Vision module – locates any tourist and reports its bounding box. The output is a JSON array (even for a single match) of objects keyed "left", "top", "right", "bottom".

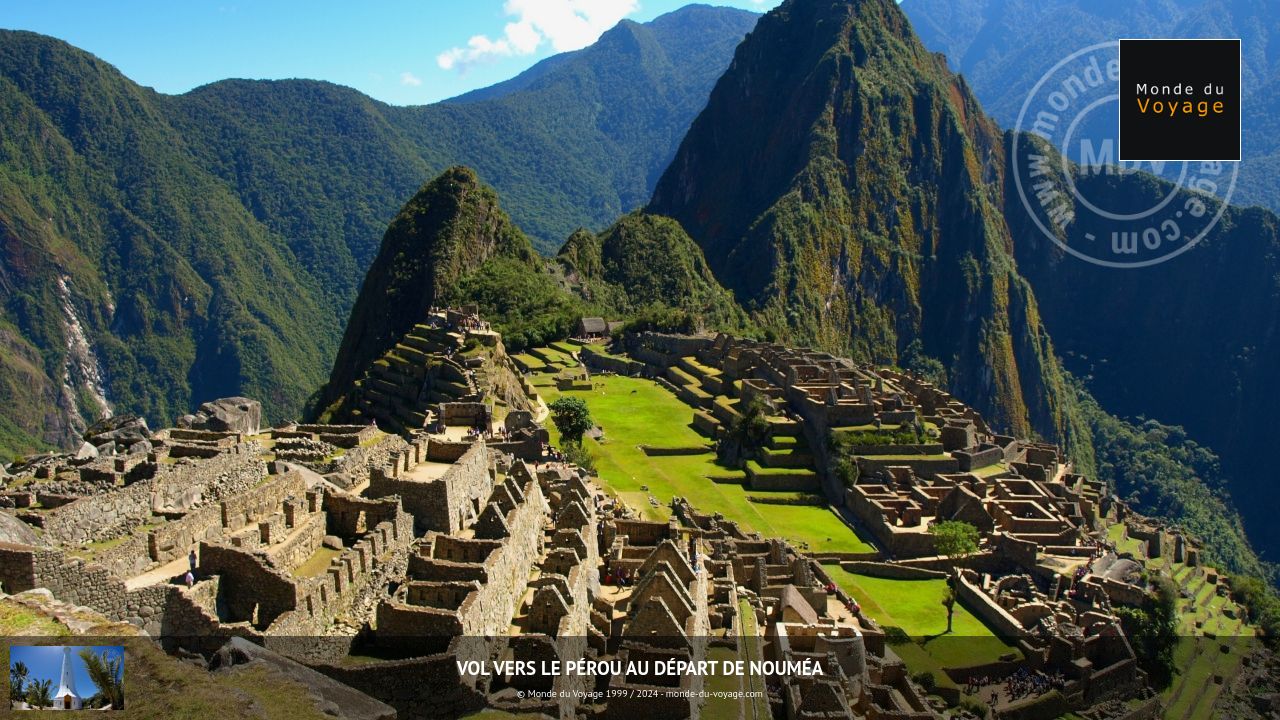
[
  {"left": 184, "top": 570, "right": 194, "bottom": 588},
  {"left": 188, "top": 549, "right": 197, "bottom": 573}
]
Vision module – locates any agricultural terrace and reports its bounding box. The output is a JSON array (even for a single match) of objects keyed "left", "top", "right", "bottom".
[{"left": 534, "top": 370, "right": 873, "bottom": 555}]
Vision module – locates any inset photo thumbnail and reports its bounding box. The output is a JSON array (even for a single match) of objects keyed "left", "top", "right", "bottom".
[{"left": 9, "top": 645, "right": 124, "bottom": 711}]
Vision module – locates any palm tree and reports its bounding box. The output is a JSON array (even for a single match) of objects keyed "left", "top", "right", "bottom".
[
  {"left": 78, "top": 648, "right": 124, "bottom": 709},
  {"left": 9, "top": 660, "right": 28, "bottom": 707},
  {"left": 25, "top": 677, "right": 52, "bottom": 710}
]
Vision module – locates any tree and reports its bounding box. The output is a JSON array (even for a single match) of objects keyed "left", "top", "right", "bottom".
[
  {"left": 1116, "top": 576, "right": 1179, "bottom": 688},
  {"left": 941, "top": 584, "right": 959, "bottom": 634},
  {"left": 25, "top": 678, "right": 52, "bottom": 710},
  {"left": 930, "top": 520, "right": 980, "bottom": 633},
  {"left": 79, "top": 648, "right": 124, "bottom": 710},
  {"left": 932, "top": 520, "right": 980, "bottom": 567},
  {"left": 549, "top": 397, "right": 594, "bottom": 446},
  {"left": 721, "top": 394, "right": 771, "bottom": 466},
  {"left": 561, "top": 440, "right": 596, "bottom": 473},
  {"left": 9, "top": 660, "right": 27, "bottom": 707}
]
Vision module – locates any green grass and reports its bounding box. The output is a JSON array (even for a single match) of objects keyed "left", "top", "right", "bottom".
[
  {"left": 124, "top": 638, "right": 337, "bottom": 719},
  {"left": 68, "top": 534, "right": 131, "bottom": 561},
  {"left": 1107, "top": 522, "right": 1146, "bottom": 557},
  {"left": 822, "top": 565, "right": 1019, "bottom": 670},
  {"left": 703, "top": 646, "right": 743, "bottom": 720},
  {"left": 1157, "top": 551, "right": 1254, "bottom": 719},
  {"left": 292, "top": 546, "right": 342, "bottom": 578},
  {"left": 540, "top": 375, "right": 873, "bottom": 554},
  {"left": 459, "top": 711, "right": 548, "bottom": 720},
  {"left": 529, "top": 346, "right": 573, "bottom": 366},
  {"left": 0, "top": 601, "right": 70, "bottom": 636},
  {"left": 969, "top": 462, "right": 1008, "bottom": 478},
  {"left": 512, "top": 353, "right": 547, "bottom": 372},
  {"left": 745, "top": 460, "right": 814, "bottom": 477},
  {"left": 738, "top": 599, "right": 771, "bottom": 720}
]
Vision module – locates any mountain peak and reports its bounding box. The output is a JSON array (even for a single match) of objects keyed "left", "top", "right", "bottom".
[
  {"left": 649, "top": 0, "right": 1083, "bottom": 451},
  {"left": 315, "top": 166, "right": 537, "bottom": 415}
]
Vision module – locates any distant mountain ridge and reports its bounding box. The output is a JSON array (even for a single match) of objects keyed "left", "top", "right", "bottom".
[
  {"left": 898, "top": 0, "right": 1280, "bottom": 561},
  {"left": 899, "top": 0, "right": 1280, "bottom": 211},
  {"left": 0, "top": 5, "right": 757, "bottom": 457}
]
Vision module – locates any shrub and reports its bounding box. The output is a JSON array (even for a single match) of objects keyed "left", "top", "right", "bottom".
[{"left": 882, "top": 625, "right": 910, "bottom": 645}]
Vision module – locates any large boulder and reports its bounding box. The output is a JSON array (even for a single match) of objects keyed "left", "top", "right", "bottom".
[
  {"left": 82, "top": 414, "right": 151, "bottom": 454},
  {"left": 178, "top": 397, "right": 262, "bottom": 435},
  {"left": 0, "top": 513, "right": 48, "bottom": 547},
  {"left": 210, "top": 637, "right": 395, "bottom": 720}
]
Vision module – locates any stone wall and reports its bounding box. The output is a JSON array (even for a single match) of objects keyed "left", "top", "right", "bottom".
[
  {"left": 152, "top": 443, "right": 266, "bottom": 509},
  {"left": 369, "top": 442, "right": 493, "bottom": 533},
  {"left": 92, "top": 531, "right": 154, "bottom": 578},
  {"left": 40, "top": 478, "right": 154, "bottom": 546},
  {"left": 331, "top": 433, "right": 409, "bottom": 487},
  {"left": 0, "top": 543, "right": 235, "bottom": 648},
  {"left": 581, "top": 348, "right": 644, "bottom": 376},
  {"left": 265, "top": 512, "right": 326, "bottom": 571},
  {"left": 315, "top": 650, "right": 488, "bottom": 720},
  {"left": 838, "top": 561, "right": 946, "bottom": 580},
  {"left": 955, "top": 445, "right": 1005, "bottom": 471},
  {"left": 843, "top": 487, "right": 937, "bottom": 558},
  {"left": 148, "top": 502, "right": 224, "bottom": 566},
  {"left": 425, "top": 439, "right": 473, "bottom": 463},
  {"left": 199, "top": 541, "right": 298, "bottom": 627},
  {"left": 278, "top": 506, "right": 414, "bottom": 636},
  {"left": 38, "top": 443, "right": 268, "bottom": 548},
  {"left": 379, "top": 479, "right": 547, "bottom": 638},
  {"left": 143, "top": 469, "right": 315, "bottom": 572},
  {"left": 955, "top": 572, "right": 1024, "bottom": 639},
  {"left": 324, "top": 493, "right": 405, "bottom": 538}
]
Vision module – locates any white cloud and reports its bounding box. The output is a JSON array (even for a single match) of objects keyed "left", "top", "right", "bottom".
[
  {"left": 437, "top": 0, "right": 638, "bottom": 72},
  {"left": 400, "top": 71, "right": 422, "bottom": 86}
]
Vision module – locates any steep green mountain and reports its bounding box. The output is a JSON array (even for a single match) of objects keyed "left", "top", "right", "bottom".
[
  {"left": 1002, "top": 138, "right": 1280, "bottom": 560},
  {"left": 316, "top": 170, "right": 752, "bottom": 419},
  {"left": 899, "top": 0, "right": 1280, "bottom": 211},
  {"left": 0, "top": 5, "right": 756, "bottom": 455},
  {"left": 556, "top": 212, "right": 754, "bottom": 333},
  {"left": 649, "top": 0, "right": 1089, "bottom": 459},
  {"left": 0, "top": 32, "right": 338, "bottom": 456},
  {"left": 315, "top": 167, "right": 543, "bottom": 416},
  {"left": 640, "top": 0, "right": 1271, "bottom": 572}
]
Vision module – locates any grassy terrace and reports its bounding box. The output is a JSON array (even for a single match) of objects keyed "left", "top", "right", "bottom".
[
  {"left": 703, "top": 646, "right": 743, "bottom": 720},
  {"left": 1100, "top": 519, "right": 1253, "bottom": 720},
  {"left": 737, "top": 599, "right": 771, "bottom": 720},
  {"left": 969, "top": 462, "right": 1009, "bottom": 478},
  {"left": 292, "top": 546, "right": 342, "bottom": 578},
  {"left": 823, "top": 564, "right": 1019, "bottom": 691},
  {"left": 538, "top": 374, "right": 873, "bottom": 554}
]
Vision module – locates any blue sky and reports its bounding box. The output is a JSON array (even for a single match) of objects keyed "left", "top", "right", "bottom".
[
  {"left": 10, "top": 645, "right": 124, "bottom": 701},
  {"left": 2, "top": 1, "right": 782, "bottom": 105}
]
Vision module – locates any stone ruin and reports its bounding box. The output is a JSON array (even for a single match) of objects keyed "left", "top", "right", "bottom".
[{"left": 0, "top": 312, "right": 1214, "bottom": 719}]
